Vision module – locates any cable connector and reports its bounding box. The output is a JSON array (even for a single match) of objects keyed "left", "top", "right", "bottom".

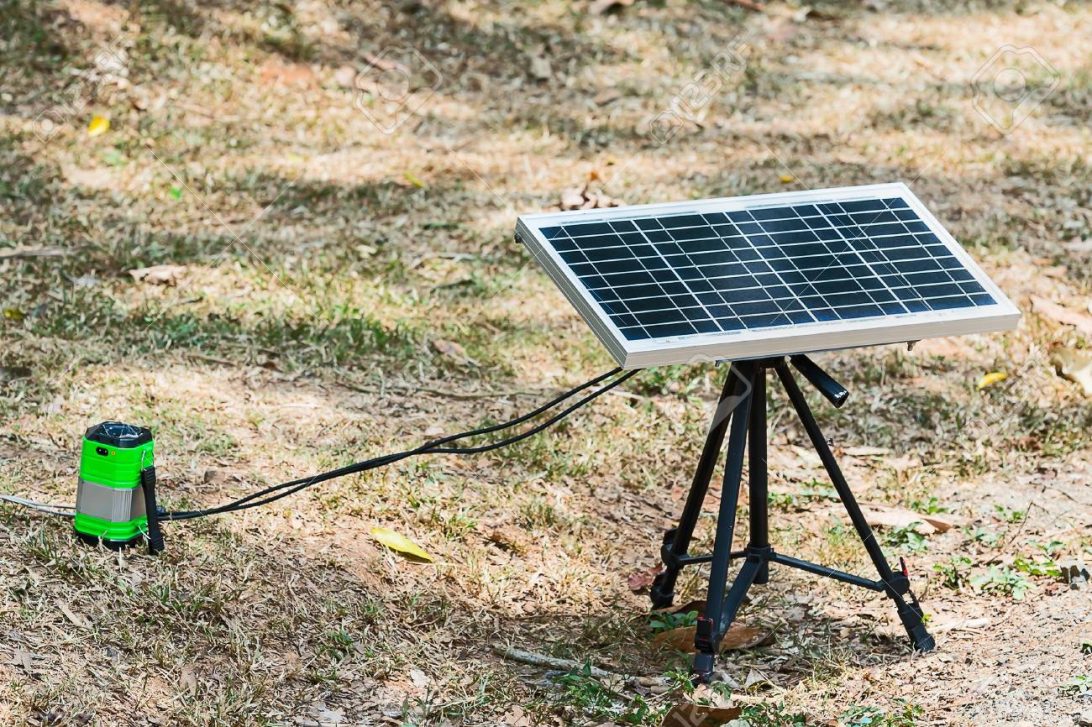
[{"left": 141, "top": 466, "right": 165, "bottom": 555}]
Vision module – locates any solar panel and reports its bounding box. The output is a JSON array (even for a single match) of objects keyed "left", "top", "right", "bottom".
[{"left": 516, "top": 183, "right": 1020, "bottom": 368}]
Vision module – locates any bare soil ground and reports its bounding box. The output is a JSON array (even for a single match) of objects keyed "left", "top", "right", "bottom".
[{"left": 0, "top": 0, "right": 1090, "bottom": 725}]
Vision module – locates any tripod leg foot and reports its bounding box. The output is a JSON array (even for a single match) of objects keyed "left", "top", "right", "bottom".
[
  {"left": 896, "top": 600, "right": 936, "bottom": 652},
  {"left": 650, "top": 528, "right": 679, "bottom": 609},
  {"left": 692, "top": 651, "right": 715, "bottom": 684},
  {"left": 649, "top": 572, "right": 675, "bottom": 610}
]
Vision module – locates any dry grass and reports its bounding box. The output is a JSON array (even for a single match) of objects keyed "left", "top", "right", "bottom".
[{"left": 1, "top": 0, "right": 1090, "bottom": 724}]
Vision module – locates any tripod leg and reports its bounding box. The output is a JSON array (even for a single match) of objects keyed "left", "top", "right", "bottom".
[
  {"left": 651, "top": 365, "right": 746, "bottom": 609},
  {"left": 748, "top": 367, "right": 769, "bottom": 584},
  {"left": 693, "top": 362, "right": 756, "bottom": 680},
  {"left": 775, "top": 362, "right": 935, "bottom": 652}
]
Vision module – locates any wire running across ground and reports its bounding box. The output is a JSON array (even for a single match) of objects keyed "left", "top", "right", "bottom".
[
  {"left": 0, "top": 368, "right": 638, "bottom": 523},
  {"left": 164, "top": 367, "right": 637, "bottom": 520}
]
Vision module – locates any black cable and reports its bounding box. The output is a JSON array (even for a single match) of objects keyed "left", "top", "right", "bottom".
[
  {"left": 163, "top": 368, "right": 635, "bottom": 521},
  {"left": 165, "top": 368, "right": 633, "bottom": 519},
  {"left": 165, "top": 366, "right": 623, "bottom": 519}
]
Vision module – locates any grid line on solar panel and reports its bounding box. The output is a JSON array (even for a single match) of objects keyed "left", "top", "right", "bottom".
[{"left": 539, "top": 197, "right": 995, "bottom": 341}]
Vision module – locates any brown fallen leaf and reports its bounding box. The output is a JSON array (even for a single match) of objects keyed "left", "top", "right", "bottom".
[
  {"left": 671, "top": 599, "right": 707, "bottom": 616},
  {"left": 179, "top": 665, "right": 198, "bottom": 693},
  {"left": 485, "top": 525, "right": 527, "bottom": 554},
  {"left": 1052, "top": 348, "right": 1092, "bottom": 396},
  {"left": 332, "top": 65, "right": 357, "bottom": 88},
  {"left": 431, "top": 338, "right": 475, "bottom": 365},
  {"left": 844, "top": 446, "right": 891, "bottom": 458},
  {"left": 653, "top": 622, "right": 768, "bottom": 653},
  {"left": 529, "top": 53, "right": 552, "bottom": 81},
  {"left": 931, "top": 616, "right": 991, "bottom": 633},
  {"left": 743, "top": 668, "right": 769, "bottom": 688},
  {"left": 502, "top": 705, "right": 533, "bottom": 727},
  {"left": 560, "top": 187, "right": 586, "bottom": 210},
  {"left": 203, "top": 469, "right": 243, "bottom": 487},
  {"left": 363, "top": 52, "right": 407, "bottom": 74},
  {"left": 627, "top": 566, "right": 661, "bottom": 593},
  {"left": 859, "top": 504, "right": 958, "bottom": 534},
  {"left": 129, "top": 264, "right": 186, "bottom": 286},
  {"left": 557, "top": 181, "right": 624, "bottom": 211},
  {"left": 11, "top": 648, "right": 35, "bottom": 673},
  {"left": 259, "top": 60, "right": 315, "bottom": 87},
  {"left": 57, "top": 601, "right": 90, "bottom": 629},
  {"left": 661, "top": 689, "right": 742, "bottom": 727},
  {"left": 1031, "top": 296, "right": 1092, "bottom": 337},
  {"left": 594, "top": 88, "right": 622, "bottom": 106}
]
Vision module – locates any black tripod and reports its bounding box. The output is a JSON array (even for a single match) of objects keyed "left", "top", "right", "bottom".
[{"left": 649, "top": 355, "right": 935, "bottom": 681}]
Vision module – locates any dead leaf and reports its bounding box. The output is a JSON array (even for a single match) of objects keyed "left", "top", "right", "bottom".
[
  {"left": 57, "top": 601, "right": 90, "bottom": 629},
  {"left": 308, "top": 703, "right": 345, "bottom": 724},
  {"left": 743, "top": 668, "right": 769, "bottom": 688},
  {"left": 333, "top": 65, "right": 357, "bottom": 88},
  {"left": 722, "top": 622, "right": 770, "bottom": 650},
  {"left": 409, "top": 668, "right": 430, "bottom": 689},
  {"left": 363, "top": 53, "right": 406, "bottom": 74},
  {"left": 371, "top": 527, "right": 433, "bottom": 562},
  {"left": 129, "top": 264, "right": 186, "bottom": 286},
  {"left": 594, "top": 88, "right": 622, "bottom": 106},
  {"left": 529, "top": 54, "right": 552, "bottom": 81},
  {"left": 557, "top": 182, "right": 624, "bottom": 211},
  {"left": 931, "top": 616, "right": 991, "bottom": 633},
  {"left": 1031, "top": 296, "right": 1092, "bottom": 337},
  {"left": 653, "top": 622, "right": 768, "bottom": 653},
  {"left": 652, "top": 625, "right": 696, "bottom": 652},
  {"left": 859, "top": 504, "right": 958, "bottom": 534},
  {"left": 203, "top": 469, "right": 242, "bottom": 487},
  {"left": 844, "top": 446, "right": 890, "bottom": 457},
  {"left": 860, "top": 505, "right": 936, "bottom": 534},
  {"left": 627, "top": 566, "right": 661, "bottom": 593},
  {"left": 3, "top": 308, "right": 24, "bottom": 322},
  {"left": 502, "top": 706, "right": 532, "bottom": 727},
  {"left": 259, "top": 60, "right": 315, "bottom": 87},
  {"left": 1053, "top": 348, "right": 1092, "bottom": 396},
  {"left": 485, "top": 525, "right": 526, "bottom": 554},
  {"left": 179, "top": 665, "right": 197, "bottom": 693},
  {"left": 431, "top": 338, "right": 474, "bottom": 365},
  {"left": 11, "top": 648, "right": 35, "bottom": 673},
  {"left": 672, "top": 599, "right": 706, "bottom": 616},
  {"left": 661, "top": 692, "right": 741, "bottom": 727},
  {"left": 560, "top": 187, "right": 586, "bottom": 209}
]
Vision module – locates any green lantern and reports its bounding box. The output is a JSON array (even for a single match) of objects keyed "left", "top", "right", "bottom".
[{"left": 74, "top": 422, "right": 163, "bottom": 552}]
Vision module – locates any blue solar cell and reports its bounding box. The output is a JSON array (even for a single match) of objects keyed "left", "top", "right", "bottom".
[
  {"left": 533, "top": 195, "right": 997, "bottom": 342},
  {"left": 662, "top": 214, "right": 707, "bottom": 229},
  {"left": 840, "top": 199, "right": 887, "bottom": 213}
]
